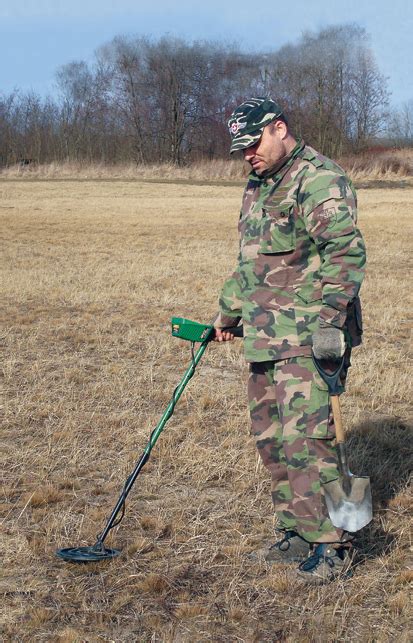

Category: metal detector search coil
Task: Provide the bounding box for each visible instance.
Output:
[56,545,120,563]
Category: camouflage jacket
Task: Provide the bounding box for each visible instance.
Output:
[216,140,366,362]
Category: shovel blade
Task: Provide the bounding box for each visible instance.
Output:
[324,476,372,532]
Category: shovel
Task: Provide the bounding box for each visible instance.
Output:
[313,355,372,533]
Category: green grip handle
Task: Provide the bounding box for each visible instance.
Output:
[312,353,345,395]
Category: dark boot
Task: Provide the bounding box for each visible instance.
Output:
[248,530,310,564]
[297,543,353,584]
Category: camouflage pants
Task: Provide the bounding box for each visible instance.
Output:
[248,355,349,544]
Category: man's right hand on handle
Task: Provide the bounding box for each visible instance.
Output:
[213,328,235,342]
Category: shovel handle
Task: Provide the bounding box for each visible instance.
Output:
[330,395,345,444]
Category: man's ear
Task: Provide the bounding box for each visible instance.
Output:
[273,119,288,140]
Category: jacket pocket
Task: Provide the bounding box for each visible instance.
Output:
[258,206,296,254]
[293,284,323,348]
[294,283,323,304]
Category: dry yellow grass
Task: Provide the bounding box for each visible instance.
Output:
[341,148,413,182]
[1,177,412,641]
[0,159,246,182]
[1,147,412,184]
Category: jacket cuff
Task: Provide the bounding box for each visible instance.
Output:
[212,311,242,329]
[319,306,347,328]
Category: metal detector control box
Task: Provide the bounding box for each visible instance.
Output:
[171,317,213,342]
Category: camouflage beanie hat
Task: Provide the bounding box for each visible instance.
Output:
[227,97,285,154]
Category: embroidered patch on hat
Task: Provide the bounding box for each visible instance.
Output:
[230,121,247,135]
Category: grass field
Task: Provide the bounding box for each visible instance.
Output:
[1,178,412,642]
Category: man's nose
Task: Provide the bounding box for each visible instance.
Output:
[243,146,256,161]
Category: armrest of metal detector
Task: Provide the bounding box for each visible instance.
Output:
[312,353,345,396]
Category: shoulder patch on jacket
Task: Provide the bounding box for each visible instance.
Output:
[301,148,324,168]
[315,205,338,227]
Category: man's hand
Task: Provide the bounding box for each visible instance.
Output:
[312,320,346,360]
[213,328,236,342]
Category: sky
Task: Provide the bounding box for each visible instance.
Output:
[1,0,412,108]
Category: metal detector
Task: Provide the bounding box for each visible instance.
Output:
[56,318,241,563]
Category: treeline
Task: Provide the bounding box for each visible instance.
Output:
[0,24,392,168]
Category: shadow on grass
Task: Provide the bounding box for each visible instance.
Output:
[347,416,412,558]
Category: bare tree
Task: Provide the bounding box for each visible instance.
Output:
[350,48,389,150]
[55,61,97,160]
[0,91,19,165]
[96,37,152,164]
[388,100,413,146]
[267,25,389,155]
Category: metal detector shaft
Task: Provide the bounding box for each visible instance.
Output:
[95,335,212,546]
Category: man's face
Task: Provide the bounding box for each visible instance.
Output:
[242,121,286,175]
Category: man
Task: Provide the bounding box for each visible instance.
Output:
[214,97,365,584]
